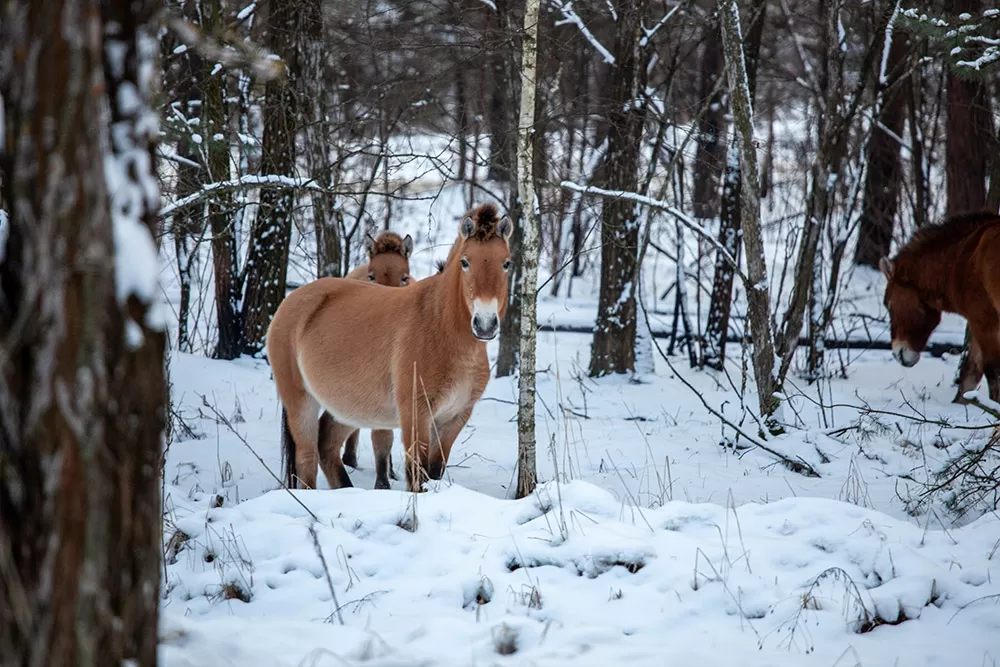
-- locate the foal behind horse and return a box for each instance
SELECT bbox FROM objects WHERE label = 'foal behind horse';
[341,230,413,486]
[267,203,513,491]
[880,211,1000,402]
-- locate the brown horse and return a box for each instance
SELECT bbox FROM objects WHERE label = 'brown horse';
[266,203,513,492]
[340,230,413,487]
[880,211,1000,403]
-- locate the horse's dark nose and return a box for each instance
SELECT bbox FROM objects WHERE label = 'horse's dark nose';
[472,313,498,340]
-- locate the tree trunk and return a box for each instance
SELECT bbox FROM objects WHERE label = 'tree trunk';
[515,0,541,500]
[718,0,778,420]
[203,0,244,360]
[241,0,305,353]
[0,1,166,663]
[700,0,767,371]
[692,21,725,220]
[495,0,524,378]
[589,0,648,377]
[945,0,994,400]
[854,14,909,268]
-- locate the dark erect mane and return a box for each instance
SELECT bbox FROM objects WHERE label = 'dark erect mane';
[442,202,505,268]
[898,210,1000,258]
[369,231,408,257]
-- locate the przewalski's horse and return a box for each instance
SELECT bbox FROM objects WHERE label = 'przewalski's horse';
[267,203,513,492]
[880,211,1000,403]
[340,230,414,486]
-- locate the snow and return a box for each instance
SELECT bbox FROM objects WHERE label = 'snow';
[155,115,998,665]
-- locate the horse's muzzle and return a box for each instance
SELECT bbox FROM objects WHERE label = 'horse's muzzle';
[472,313,499,340]
[891,342,920,367]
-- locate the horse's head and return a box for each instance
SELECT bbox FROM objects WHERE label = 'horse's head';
[453,204,514,341]
[364,231,413,287]
[880,257,940,367]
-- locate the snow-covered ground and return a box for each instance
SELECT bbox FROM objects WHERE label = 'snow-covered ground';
[157,130,998,665]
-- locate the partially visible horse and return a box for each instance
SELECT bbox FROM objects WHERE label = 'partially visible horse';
[880,211,1000,403]
[340,230,413,487]
[267,203,513,491]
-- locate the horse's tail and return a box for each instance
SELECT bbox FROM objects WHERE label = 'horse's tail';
[280,406,297,489]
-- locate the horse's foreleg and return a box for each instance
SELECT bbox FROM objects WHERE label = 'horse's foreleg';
[342,429,360,469]
[953,335,985,404]
[428,406,475,481]
[371,429,394,490]
[317,413,356,489]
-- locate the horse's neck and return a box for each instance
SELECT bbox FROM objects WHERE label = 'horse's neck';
[902,241,969,310]
[428,262,476,348]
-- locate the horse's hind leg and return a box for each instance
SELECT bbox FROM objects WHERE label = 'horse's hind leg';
[284,393,321,490]
[318,413,356,489]
[953,334,984,404]
[342,429,360,469]
[371,429,394,489]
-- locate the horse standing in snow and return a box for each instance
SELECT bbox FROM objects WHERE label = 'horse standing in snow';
[339,230,414,486]
[267,203,514,491]
[880,211,1000,403]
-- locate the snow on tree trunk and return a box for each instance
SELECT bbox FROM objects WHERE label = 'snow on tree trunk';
[515,0,541,500]
[717,0,778,420]
[203,0,244,360]
[241,0,302,353]
[589,0,648,377]
[0,0,166,663]
[494,0,524,379]
[701,0,767,371]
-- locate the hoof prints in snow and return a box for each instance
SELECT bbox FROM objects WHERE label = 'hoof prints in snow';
[162,480,1000,667]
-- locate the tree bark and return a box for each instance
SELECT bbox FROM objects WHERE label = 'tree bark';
[944,0,995,400]
[0,1,166,663]
[241,0,307,353]
[854,13,909,268]
[589,0,648,377]
[718,0,778,420]
[692,21,725,220]
[700,0,767,371]
[515,0,541,500]
[203,0,245,360]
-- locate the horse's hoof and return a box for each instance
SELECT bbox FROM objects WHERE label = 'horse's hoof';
[374,476,391,490]
[427,461,445,481]
[334,469,354,489]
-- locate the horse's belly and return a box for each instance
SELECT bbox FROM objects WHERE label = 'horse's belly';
[299,355,399,430]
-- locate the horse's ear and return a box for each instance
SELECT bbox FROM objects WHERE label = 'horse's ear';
[460,216,475,239]
[497,216,513,242]
[364,233,375,256]
[402,234,413,258]
[879,257,894,279]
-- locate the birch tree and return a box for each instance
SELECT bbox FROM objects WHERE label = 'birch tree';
[717,0,779,421]
[515,0,541,499]
[0,0,166,662]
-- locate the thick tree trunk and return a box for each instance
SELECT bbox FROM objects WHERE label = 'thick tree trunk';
[718,0,778,420]
[692,22,725,220]
[241,0,306,353]
[854,16,909,268]
[203,0,244,360]
[515,0,541,500]
[0,1,166,663]
[700,0,767,371]
[495,0,524,378]
[945,0,994,401]
[589,0,648,376]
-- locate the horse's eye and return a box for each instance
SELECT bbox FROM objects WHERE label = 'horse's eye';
[460,258,470,270]
[368,274,376,282]
[401,275,409,284]
[502,259,512,272]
